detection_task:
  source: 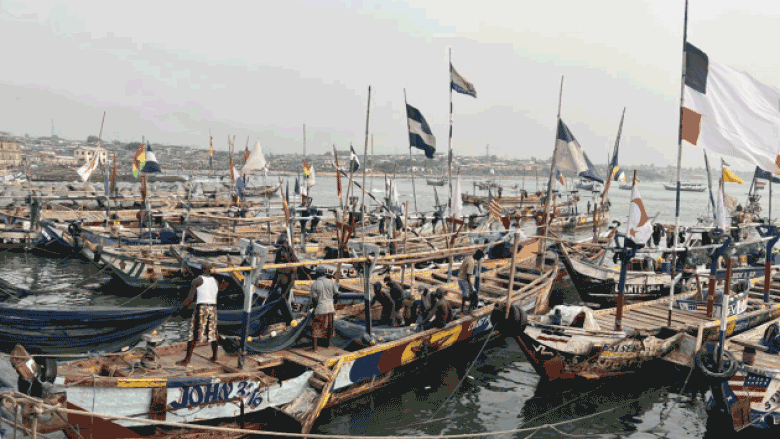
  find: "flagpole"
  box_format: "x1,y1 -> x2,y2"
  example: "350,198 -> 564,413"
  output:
672,0 -> 689,269
370,134 -> 374,195
704,151 -> 715,220
447,47 -> 454,226
361,86 -> 372,244
539,76 -> 564,270
770,176 -> 773,224
403,88 -> 419,213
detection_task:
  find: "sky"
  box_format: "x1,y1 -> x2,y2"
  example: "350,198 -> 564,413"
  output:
1,0 -> 779,170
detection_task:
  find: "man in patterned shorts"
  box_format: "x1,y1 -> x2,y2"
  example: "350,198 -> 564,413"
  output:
177,263 -> 223,366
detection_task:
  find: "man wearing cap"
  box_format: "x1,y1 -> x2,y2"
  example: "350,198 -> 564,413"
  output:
458,249 -> 484,313
176,263 -> 225,366
309,272 -> 338,351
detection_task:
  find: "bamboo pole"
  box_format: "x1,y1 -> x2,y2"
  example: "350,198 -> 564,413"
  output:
361,86 -> 372,244
539,76 -> 564,270
671,0 -> 690,278
505,231 -> 520,318
403,89 -> 419,213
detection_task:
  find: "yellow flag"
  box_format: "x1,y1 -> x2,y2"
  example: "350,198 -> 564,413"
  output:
722,166 -> 744,183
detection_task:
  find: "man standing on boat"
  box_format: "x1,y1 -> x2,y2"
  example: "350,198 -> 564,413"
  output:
459,250 -> 484,313
176,263 -> 224,366
309,272 -> 337,351
270,232 -> 299,306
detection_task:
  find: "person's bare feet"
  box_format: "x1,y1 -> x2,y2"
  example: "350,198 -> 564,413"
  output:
210,355 -> 218,362
175,359 -> 190,366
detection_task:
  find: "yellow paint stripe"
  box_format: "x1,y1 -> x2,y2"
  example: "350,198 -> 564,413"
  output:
117,378 -> 167,388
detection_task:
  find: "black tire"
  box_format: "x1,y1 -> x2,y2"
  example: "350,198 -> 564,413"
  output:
696,347 -> 738,380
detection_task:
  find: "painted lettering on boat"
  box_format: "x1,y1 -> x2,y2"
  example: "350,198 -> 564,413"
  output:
169,381 -> 263,410
612,284 -> 662,295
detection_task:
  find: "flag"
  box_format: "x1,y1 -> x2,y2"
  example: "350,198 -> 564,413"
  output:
243,140 -> 267,173
556,169 -> 565,186
281,184 -> 290,226
406,104 -> 436,159
681,43 -> 780,174
141,144 -> 161,173
754,166 -> 780,183
243,144 -> 250,163
132,143 -> 145,178
722,165 -> 744,184
488,190 -> 501,223
303,160 -> 316,188
450,63 -> 477,98
555,119 -> 603,182
452,174 -> 464,219
208,135 -> 213,169
77,148 -> 100,182
628,185 -> 652,244
602,108 -> 626,202
715,180 -> 729,231
612,167 -> 626,183
349,146 -> 360,172
333,147 -> 342,197
231,164 -> 245,201
109,153 -> 117,195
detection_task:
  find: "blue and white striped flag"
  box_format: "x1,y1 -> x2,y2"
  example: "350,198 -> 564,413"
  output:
406,104 -> 436,159
349,146 -> 360,172
451,64 -> 477,98
555,119 -> 603,183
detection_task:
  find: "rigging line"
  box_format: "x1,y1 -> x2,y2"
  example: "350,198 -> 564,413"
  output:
14,391 -> 637,439
428,326 -> 497,428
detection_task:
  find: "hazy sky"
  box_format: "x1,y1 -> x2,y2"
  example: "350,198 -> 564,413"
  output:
1,1 -> 779,170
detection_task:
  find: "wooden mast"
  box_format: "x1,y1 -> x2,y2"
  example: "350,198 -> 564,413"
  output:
539,76 -> 564,270
403,89 -> 419,213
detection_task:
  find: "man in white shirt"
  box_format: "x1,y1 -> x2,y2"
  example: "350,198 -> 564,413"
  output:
309,272 -> 337,351
176,263 -> 224,366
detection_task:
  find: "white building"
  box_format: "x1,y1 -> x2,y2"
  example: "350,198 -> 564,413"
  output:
74,146 -> 108,165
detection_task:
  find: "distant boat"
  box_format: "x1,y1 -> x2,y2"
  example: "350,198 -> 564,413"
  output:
426,177 -> 446,186
619,183 -> 633,190
663,181 -> 706,192
576,180 -> 601,192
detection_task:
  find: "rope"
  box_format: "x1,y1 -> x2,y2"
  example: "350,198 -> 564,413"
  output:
427,326 -> 496,425
0,390 -> 638,439
120,279 -> 162,306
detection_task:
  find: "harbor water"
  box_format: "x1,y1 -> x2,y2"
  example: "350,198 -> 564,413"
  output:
0,176 -> 774,438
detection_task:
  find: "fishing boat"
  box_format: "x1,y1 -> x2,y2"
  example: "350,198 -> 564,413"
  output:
426,176 -> 446,186
700,316 -> 780,431
557,243 -> 675,307
241,184 -> 279,198
663,181 -> 706,192
8,237 -> 559,438
0,304 -> 176,355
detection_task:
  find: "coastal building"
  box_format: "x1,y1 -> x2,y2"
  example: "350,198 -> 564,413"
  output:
0,141 -> 23,167
74,145 -> 108,165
